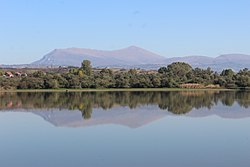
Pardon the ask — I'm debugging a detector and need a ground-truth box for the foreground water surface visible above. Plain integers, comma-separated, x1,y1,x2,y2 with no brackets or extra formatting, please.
0,90,250,167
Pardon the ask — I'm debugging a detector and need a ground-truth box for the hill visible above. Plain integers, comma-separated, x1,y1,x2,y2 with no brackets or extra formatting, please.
32,46,165,67
163,54,250,71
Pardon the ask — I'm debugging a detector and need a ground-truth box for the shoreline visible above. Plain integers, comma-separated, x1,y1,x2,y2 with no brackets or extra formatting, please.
0,88,240,93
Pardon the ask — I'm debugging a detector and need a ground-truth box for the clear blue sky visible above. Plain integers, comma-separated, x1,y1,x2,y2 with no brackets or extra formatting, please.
1,0,250,64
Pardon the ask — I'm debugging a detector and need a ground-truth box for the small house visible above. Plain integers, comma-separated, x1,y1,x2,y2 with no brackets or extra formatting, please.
5,72,14,78
15,72,22,77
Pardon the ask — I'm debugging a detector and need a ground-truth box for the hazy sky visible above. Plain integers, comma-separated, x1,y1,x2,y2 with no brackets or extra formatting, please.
1,0,250,64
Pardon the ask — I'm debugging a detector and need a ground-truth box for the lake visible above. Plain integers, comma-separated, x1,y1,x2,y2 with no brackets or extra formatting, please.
0,90,250,167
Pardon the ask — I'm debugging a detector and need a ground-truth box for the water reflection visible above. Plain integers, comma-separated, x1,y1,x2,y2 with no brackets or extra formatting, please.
1,91,250,167
1,91,249,110
0,91,250,127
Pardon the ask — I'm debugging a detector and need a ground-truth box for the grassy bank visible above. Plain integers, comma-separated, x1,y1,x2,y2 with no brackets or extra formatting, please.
0,88,235,93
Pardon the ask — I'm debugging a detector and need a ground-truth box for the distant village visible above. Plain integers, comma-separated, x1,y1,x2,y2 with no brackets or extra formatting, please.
2,71,28,78
0,67,156,78
0,66,70,78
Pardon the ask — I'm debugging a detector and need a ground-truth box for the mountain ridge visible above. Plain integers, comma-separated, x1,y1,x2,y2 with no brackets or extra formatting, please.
32,46,166,67
2,46,250,71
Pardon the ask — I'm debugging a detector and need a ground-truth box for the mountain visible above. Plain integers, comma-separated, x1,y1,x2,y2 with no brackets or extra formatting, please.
32,46,166,67
28,46,250,71
162,54,250,71
108,54,250,71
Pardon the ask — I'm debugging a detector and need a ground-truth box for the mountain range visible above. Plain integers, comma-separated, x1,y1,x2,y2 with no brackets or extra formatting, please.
32,46,165,67
2,46,250,71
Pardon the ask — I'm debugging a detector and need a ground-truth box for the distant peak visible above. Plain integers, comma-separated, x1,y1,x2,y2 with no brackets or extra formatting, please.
219,53,249,57
52,48,65,52
126,45,142,50
216,54,250,59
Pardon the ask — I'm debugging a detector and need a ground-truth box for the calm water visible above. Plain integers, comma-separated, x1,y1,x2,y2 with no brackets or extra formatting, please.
0,90,250,167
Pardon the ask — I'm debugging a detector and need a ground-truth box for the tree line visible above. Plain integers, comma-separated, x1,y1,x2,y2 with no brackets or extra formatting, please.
0,60,250,90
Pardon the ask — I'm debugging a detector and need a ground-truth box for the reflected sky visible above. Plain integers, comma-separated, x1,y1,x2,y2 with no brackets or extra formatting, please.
0,91,250,167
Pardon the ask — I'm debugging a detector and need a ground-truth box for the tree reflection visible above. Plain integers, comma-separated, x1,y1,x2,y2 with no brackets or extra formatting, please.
0,91,249,119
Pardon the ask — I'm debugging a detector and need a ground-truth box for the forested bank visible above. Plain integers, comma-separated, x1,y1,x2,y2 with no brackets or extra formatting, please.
0,60,250,90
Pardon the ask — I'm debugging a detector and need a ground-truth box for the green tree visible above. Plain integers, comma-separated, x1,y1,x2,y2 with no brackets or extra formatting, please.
32,71,46,78
165,62,193,84
114,74,130,88
220,69,236,88
64,73,81,88
54,74,69,88
18,77,44,89
235,69,250,88
221,69,235,77
236,75,250,88
158,67,167,74
81,60,92,76
150,74,161,88
78,70,84,78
